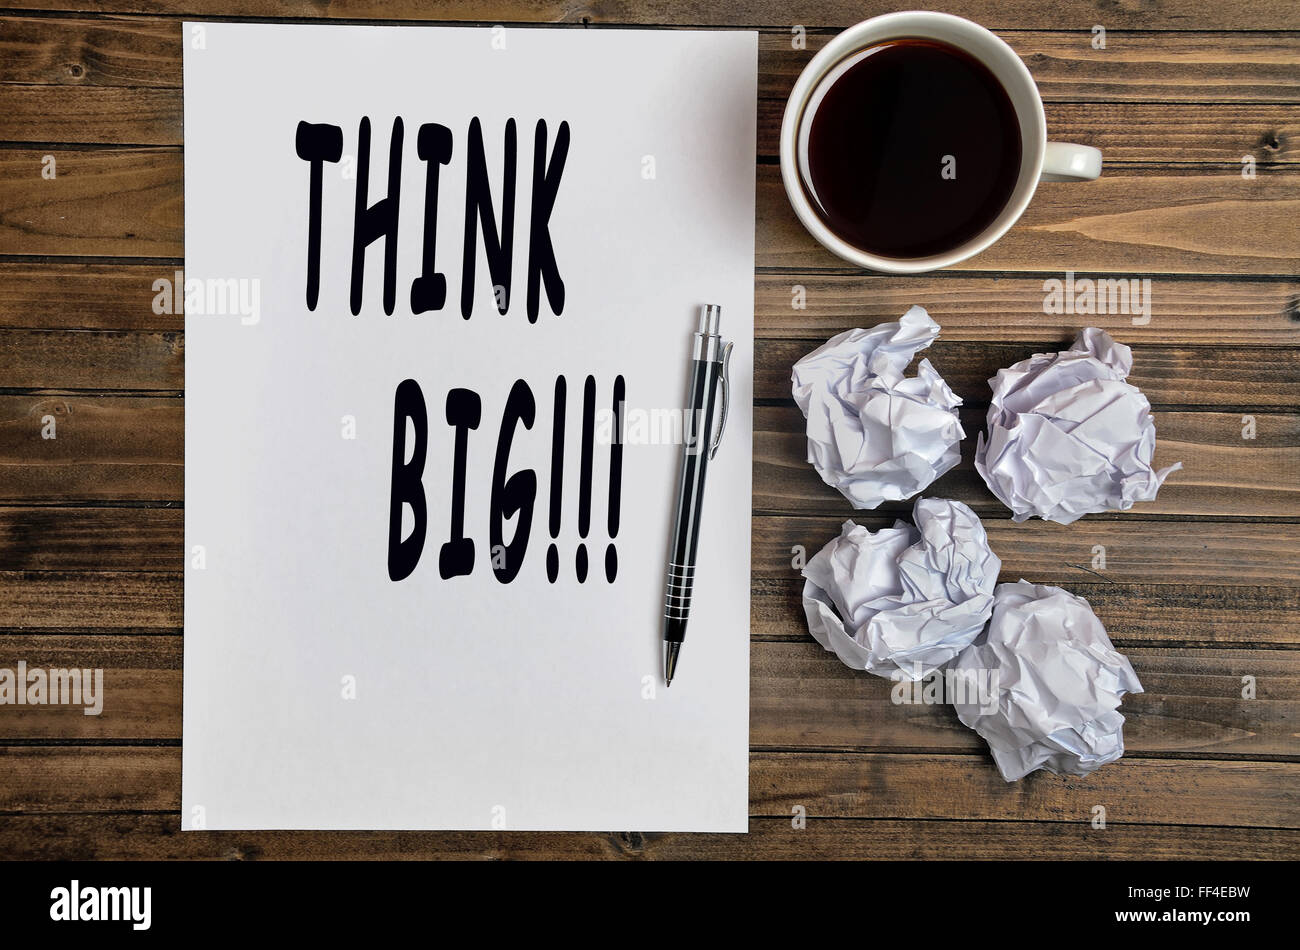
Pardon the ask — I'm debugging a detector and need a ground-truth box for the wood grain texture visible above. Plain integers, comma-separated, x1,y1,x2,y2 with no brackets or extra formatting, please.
757,165,1300,276
0,634,180,740
5,332,1300,405
758,516,1300,587
755,405,1300,518
1,395,1294,515
0,507,183,570
0,746,1294,827
758,340,1300,407
7,54,1299,164
0,148,181,258
0,395,182,503
770,102,1300,165
753,641,1299,757
748,754,1300,824
7,20,1297,99
3,148,1294,274
1,396,1295,517
0,328,183,392
0,0,1298,30
0,813,1291,860
768,31,1300,104
7,569,1297,644
5,263,1297,343
12,84,1298,162
4,264,1300,403
0,85,181,146
8,507,1299,581
4,19,1297,160
754,274,1300,344
757,581,1300,648
0,571,181,632
1,635,1294,760
0,4,1295,860
0,263,186,331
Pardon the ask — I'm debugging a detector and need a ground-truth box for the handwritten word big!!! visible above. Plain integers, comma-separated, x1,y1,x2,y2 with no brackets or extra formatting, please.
294,117,626,586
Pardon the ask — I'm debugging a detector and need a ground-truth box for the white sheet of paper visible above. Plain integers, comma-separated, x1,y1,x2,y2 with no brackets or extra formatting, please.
182,23,756,831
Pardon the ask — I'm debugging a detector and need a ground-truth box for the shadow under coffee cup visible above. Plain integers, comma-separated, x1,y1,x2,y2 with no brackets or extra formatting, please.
780,11,1102,274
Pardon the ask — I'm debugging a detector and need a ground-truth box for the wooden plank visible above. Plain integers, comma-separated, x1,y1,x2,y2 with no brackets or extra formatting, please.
757,165,1300,276
7,567,1293,645
8,21,1296,102
0,14,178,87
3,275,1296,409
0,262,184,331
4,264,1296,345
0,572,180,631
4,148,1295,275
756,405,1300,519
0,0,1296,31
763,102,1300,164
758,340,1300,407
0,328,183,391
0,635,180,740
1,635,1293,759
5,89,1296,164
1,570,1294,646
2,746,1293,826
3,507,1295,644
5,328,1297,407
749,753,1300,826
0,86,181,145
756,576,1300,647
4,22,1295,155
754,640,1300,757
0,396,1293,515
0,507,182,571
773,101,1300,164
764,31,1300,105
757,31,1300,158
974,585,1300,646
10,83,1295,163
0,746,178,812
0,812,1290,860
754,274,1300,345
9,506,1298,582
758,515,1300,587
0,148,181,258
0,395,182,503
6,510,1296,656
985,103,1296,164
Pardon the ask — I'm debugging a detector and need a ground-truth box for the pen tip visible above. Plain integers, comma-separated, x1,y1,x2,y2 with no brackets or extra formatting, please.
662,641,680,687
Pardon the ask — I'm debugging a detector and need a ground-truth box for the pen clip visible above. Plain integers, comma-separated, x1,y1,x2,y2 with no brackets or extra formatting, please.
708,340,733,460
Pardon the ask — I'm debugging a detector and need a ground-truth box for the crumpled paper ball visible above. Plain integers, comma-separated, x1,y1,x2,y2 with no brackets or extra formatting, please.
792,306,964,509
975,327,1181,524
801,497,1001,681
949,580,1143,782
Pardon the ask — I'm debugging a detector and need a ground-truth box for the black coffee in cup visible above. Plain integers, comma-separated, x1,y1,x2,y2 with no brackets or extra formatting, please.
800,38,1023,259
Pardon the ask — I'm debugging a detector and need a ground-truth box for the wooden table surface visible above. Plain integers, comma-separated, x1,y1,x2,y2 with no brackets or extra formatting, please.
1,1,1297,860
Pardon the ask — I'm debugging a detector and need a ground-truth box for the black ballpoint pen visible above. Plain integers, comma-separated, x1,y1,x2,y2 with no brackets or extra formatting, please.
662,304,733,686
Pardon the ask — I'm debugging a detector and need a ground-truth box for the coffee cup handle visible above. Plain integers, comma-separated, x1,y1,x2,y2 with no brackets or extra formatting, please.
1040,143,1103,182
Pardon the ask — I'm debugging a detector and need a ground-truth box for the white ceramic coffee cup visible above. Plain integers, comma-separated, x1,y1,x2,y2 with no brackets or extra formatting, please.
779,11,1102,274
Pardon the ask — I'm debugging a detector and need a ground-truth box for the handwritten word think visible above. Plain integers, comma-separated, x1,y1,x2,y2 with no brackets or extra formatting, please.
296,116,569,321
